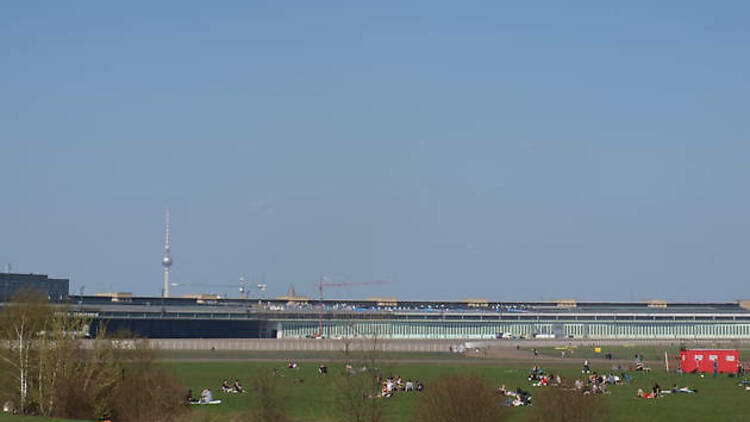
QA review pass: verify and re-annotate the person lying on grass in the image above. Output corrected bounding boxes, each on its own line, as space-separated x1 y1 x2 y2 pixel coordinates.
664 384 696 394
501 387 532 406
636 388 655 399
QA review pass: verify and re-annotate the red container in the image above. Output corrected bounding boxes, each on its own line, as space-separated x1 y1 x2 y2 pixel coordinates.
680 349 739 374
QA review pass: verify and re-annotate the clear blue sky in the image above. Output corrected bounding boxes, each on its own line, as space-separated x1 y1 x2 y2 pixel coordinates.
2 1 749 301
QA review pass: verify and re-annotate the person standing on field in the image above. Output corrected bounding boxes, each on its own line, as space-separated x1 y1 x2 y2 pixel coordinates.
713 359 719 378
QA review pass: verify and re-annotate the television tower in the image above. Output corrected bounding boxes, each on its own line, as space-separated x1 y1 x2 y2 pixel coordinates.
162 210 173 298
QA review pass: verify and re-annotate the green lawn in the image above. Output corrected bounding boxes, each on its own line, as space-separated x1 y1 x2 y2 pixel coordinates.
172 359 750 421
4 356 750 421
530 343 750 366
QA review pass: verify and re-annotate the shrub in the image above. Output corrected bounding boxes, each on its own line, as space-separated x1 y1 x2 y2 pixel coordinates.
415 372 506 422
528 382 609 422
245 369 291 422
111 366 189 422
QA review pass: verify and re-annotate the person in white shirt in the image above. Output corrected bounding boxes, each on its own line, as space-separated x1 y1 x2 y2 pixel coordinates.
201 388 213 403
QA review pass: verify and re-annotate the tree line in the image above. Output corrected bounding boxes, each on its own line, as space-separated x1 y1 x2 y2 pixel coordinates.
0 290 187 421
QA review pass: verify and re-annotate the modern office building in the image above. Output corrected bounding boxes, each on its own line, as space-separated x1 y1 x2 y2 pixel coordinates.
0 272 69 302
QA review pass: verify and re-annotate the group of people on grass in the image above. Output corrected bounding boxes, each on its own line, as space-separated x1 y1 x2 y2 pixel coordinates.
497 363 639 406
380 374 424 398
344 362 375 375
573 372 625 394
186 387 220 405
528 365 561 387
636 383 697 399
221 378 245 393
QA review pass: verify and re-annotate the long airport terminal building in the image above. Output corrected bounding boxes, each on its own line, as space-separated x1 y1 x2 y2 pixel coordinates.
4 273 750 340
79 295 750 340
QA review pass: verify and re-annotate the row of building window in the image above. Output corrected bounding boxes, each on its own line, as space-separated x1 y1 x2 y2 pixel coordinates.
278 321 750 339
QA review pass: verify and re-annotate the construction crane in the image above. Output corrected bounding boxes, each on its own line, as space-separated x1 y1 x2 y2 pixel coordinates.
314 277 393 338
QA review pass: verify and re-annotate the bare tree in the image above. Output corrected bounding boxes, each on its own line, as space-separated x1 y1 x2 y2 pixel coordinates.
32 305 92 415
0 290 53 412
246 369 291 422
333 335 386 422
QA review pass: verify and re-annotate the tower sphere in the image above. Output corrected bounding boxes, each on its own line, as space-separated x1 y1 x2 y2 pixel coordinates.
162 256 172 267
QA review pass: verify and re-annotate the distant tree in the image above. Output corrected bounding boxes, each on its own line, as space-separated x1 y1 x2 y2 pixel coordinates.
415 372 506 422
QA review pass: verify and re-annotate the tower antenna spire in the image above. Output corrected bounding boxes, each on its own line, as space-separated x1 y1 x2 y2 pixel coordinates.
162 209 173 297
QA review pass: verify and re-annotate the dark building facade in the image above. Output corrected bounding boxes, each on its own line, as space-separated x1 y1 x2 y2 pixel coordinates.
89 318 275 338
0 273 69 302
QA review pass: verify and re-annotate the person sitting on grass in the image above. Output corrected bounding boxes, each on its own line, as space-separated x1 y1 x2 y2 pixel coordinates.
318 364 328 375
201 388 214 404
405 380 414 392
497 384 507 395
221 379 232 393
416 380 424 392
652 383 661 397
380 382 392 398
396 375 404 390
532 375 549 387
233 379 244 393
528 365 543 381
386 378 395 394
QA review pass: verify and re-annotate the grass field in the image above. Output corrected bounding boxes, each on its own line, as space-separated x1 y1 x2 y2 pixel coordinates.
173 356 750 421
530 344 750 363
3 349 750 421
